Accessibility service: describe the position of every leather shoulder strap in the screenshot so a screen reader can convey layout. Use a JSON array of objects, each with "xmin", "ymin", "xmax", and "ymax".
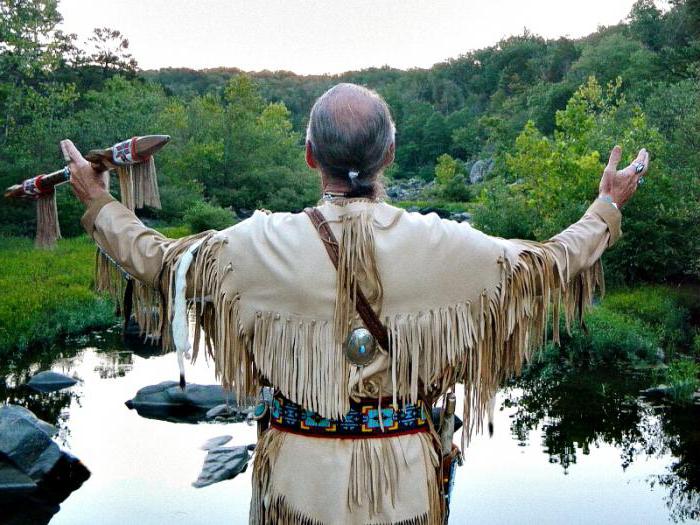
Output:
[{"xmin": 304, "ymin": 207, "xmax": 390, "ymax": 351}]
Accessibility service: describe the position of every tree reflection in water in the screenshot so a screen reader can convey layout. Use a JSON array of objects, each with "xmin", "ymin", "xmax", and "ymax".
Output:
[{"xmin": 503, "ymin": 365, "xmax": 700, "ymax": 522}]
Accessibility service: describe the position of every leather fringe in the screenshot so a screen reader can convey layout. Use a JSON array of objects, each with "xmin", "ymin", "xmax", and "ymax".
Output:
[
  {"xmin": 95, "ymin": 249, "xmax": 128, "ymax": 313},
  {"xmin": 335, "ymin": 210, "xmax": 384, "ymax": 343},
  {"xmin": 117, "ymin": 158, "xmax": 161, "ymax": 211},
  {"xmin": 117, "ymin": 166, "xmax": 135, "ymax": 211},
  {"xmin": 35, "ymin": 192, "xmax": 61, "ymax": 249},
  {"xmin": 132, "ymin": 157, "xmax": 161, "ymax": 210},
  {"xmin": 386, "ymin": 241, "xmax": 603, "ymax": 447},
  {"xmin": 250, "ymin": 429, "xmax": 441, "ymax": 525}
]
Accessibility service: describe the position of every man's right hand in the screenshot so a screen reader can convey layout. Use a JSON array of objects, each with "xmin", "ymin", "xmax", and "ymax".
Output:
[
  {"xmin": 60, "ymin": 139, "xmax": 110, "ymax": 206},
  {"xmin": 598, "ymin": 146, "xmax": 649, "ymax": 208}
]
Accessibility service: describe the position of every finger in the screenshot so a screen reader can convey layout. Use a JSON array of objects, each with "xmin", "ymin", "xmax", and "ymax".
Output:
[
  {"xmin": 620, "ymin": 148, "xmax": 648, "ymax": 177},
  {"xmin": 60, "ymin": 141, "xmax": 71, "ymax": 163},
  {"xmin": 606, "ymin": 145, "xmax": 622, "ymax": 171},
  {"xmin": 60, "ymin": 139, "xmax": 86, "ymax": 164},
  {"xmin": 644, "ymin": 150, "xmax": 650, "ymax": 172}
]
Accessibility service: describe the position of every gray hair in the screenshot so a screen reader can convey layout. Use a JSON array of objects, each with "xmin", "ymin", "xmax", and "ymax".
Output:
[{"xmin": 306, "ymin": 83, "xmax": 395, "ymax": 198}]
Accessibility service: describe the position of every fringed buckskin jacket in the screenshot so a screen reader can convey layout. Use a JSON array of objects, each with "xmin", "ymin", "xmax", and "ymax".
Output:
[{"xmin": 82, "ymin": 194, "xmax": 620, "ymax": 525}]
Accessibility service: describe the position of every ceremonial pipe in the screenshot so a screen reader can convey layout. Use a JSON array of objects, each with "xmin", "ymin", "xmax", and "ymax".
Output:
[{"xmin": 4, "ymin": 135, "xmax": 170, "ymax": 199}]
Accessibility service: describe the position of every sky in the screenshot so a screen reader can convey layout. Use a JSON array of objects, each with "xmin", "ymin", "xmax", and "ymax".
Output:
[{"xmin": 58, "ymin": 0, "xmax": 643, "ymax": 75}]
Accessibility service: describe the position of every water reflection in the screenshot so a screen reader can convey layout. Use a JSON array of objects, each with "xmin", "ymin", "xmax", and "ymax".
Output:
[
  {"xmin": 1, "ymin": 334, "xmax": 699, "ymax": 524},
  {"xmin": 503, "ymin": 365, "xmax": 700, "ymax": 522}
]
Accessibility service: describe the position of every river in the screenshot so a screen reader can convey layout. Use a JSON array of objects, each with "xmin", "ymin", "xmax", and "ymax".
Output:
[{"xmin": 1, "ymin": 328, "xmax": 698, "ymax": 524}]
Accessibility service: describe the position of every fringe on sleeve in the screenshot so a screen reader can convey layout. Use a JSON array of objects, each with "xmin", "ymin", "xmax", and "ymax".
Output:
[{"xmin": 387, "ymin": 240, "xmax": 604, "ymax": 447}]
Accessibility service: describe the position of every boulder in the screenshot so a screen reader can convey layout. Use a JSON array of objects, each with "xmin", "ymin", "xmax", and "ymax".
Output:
[
  {"xmin": 26, "ymin": 371, "xmax": 77, "ymax": 393},
  {"xmin": 200, "ymin": 435, "xmax": 233, "ymax": 451},
  {"xmin": 0, "ymin": 463, "xmax": 37, "ymax": 493},
  {"xmin": 205, "ymin": 404, "xmax": 244, "ymax": 422},
  {"xmin": 125, "ymin": 381, "xmax": 241, "ymax": 423},
  {"xmin": 0, "ymin": 405, "xmax": 61, "ymax": 480},
  {"xmin": 469, "ymin": 158, "xmax": 493, "ymax": 184},
  {"xmin": 0, "ymin": 405, "xmax": 90, "ymax": 513},
  {"xmin": 192, "ymin": 446, "xmax": 251, "ymax": 488}
]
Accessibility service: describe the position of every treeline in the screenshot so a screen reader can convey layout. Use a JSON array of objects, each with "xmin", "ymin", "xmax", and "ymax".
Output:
[{"xmin": 1, "ymin": 0, "xmax": 698, "ymax": 284}]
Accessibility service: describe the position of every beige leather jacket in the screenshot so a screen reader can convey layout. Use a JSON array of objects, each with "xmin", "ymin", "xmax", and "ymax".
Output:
[{"xmin": 82, "ymin": 194, "xmax": 620, "ymax": 525}]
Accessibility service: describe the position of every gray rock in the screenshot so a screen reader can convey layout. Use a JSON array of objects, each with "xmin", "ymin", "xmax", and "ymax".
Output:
[
  {"xmin": 192, "ymin": 446, "xmax": 250, "ymax": 488},
  {"xmin": 200, "ymin": 435, "xmax": 233, "ymax": 451},
  {"xmin": 385, "ymin": 178, "xmax": 433, "ymax": 201},
  {"xmin": 125, "ymin": 381, "xmax": 238, "ymax": 423},
  {"xmin": 126, "ymin": 381, "xmax": 233, "ymax": 410},
  {"xmin": 450, "ymin": 212, "xmax": 472, "ymax": 223},
  {"xmin": 205, "ymin": 404, "xmax": 241, "ymax": 420},
  {"xmin": 0, "ymin": 463, "xmax": 37, "ymax": 493},
  {"xmin": 0, "ymin": 405, "xmax": 61, "ymax": 481},
  {"xmin": 639, "ymin": 384, "xmax": 673, "ymax": 399},
  {"xmin": 469, "ymin": 158, "xmax": 494, "ymax": 184},
  {"xmin": 0, "ymin": 406, "xmax": 90, "ymax": 519},
  {"xmin": 26, "ymin": 371, "xmax": 77, "ymax": 393}
]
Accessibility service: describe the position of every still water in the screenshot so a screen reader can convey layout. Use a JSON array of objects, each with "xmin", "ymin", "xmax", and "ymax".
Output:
[{"xmin": 1, "ymin": 328, "xmax": 698, "ymax": 524}]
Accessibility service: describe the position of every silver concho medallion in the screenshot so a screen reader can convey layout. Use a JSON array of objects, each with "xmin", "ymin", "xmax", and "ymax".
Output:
[{"xmin": 344, "ymin": 328, "xmax": 377, "ymax": 366}]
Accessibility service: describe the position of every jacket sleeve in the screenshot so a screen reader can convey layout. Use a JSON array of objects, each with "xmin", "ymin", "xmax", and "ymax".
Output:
[
  {"xmin": 540, "ymin": 199, "xmax": 621, "ymax": 282},
  {"xmin": 81, "ymin": 194, "xmax": 176, "ymax": 287}
]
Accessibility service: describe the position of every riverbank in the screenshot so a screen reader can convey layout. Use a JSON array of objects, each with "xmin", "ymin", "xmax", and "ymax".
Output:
[
  {"xmin": 0, "ymin": 236, "xmax": 116, "ymax": 357},
  {"xmin": 0, "ymin": 227, "xmax": 189, "ymax": 359}
]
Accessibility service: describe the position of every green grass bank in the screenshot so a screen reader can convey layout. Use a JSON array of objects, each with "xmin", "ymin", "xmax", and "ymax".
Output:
[
  {"xmin": 0, "ymin": 226, "xmax": 189, "ymax": 358},
  {"xmin": 0, "ymin": 235, "xmax": 116, "ymax": 356}
]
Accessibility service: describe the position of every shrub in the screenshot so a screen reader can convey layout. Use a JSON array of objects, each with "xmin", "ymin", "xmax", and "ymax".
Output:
[
  {"xmin": 561, "ymin": 307, "xmax": 660, "ymax": 364},
  {"xmin": 472, "ymin": 179, "xmax": 538, "ymax": 239},
  {"xmin": 602, "ymin": 286, "xmax": 690, "ymax": 353},
  {"xmin": 666, "ymin": 359, "xmax": 700, "ymax": 404},
  {"xmin": 184, "ymin": 201, "xmax": 235, "ymax": 233}
]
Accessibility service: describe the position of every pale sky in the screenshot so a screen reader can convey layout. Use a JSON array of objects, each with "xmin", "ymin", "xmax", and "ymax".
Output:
[{"xmin": 58, "ymin": 0, "xmax": 643, "ymax": 75}]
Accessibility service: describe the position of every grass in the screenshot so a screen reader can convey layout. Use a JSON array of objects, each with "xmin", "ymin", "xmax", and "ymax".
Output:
[
  {"xmin": 666, "ymin": 358, "xmax": 700, "ymax": 404},
  {"xmin": 0, "ymin": 226, "xmax": 190, "ymax": 358},
  {"xmin": 0, "ymin": 235, "xmax": 116, "ymax": 356},
  {"xmin": 554, "ymin": 285, "xmax": 698, "ymax": 365}
]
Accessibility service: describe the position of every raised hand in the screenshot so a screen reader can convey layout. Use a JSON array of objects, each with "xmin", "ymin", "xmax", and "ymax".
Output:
[
  {"xmin": 598, "ymin": 146, "xmax": 650, "ymax": 208},
  {"xmin": 60, "ymin": 139, "xmax": 110, "ymax": 206}
]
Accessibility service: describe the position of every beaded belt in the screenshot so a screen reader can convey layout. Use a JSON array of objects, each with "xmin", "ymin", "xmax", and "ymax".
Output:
[{"xmin": 270, "ymin": 393, "xmax": 429, "ymax": 439}]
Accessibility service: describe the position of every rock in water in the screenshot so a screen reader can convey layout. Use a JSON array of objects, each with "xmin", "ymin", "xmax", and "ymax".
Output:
[
  {"xmin": 0, "ymin": 405, "xmax": 61, "ymax": 480},
  {"xmin": 205, "ymin": 404, "xmax": 240, "ymax": 421},
  {"xmin": 0, "ymin": 405, "xmax": 90, "ymax": 513},
  {"xmin": 27, "ymin": 371, "xmax": 77, "ymax": 393},
  {"xmin": 0, "ymin": 463, "xmax": 37, "ymax": 493},
  {"xmin": 192, "ymin": 446, "xmax": 250, "ymax": 488},
  {"xmin": 125, "ymin": 381, "xmax": 239, "ymax": 423},
  {"xmin": 200, "ymin": 435, "xmax": 233, "ymax": 451}
]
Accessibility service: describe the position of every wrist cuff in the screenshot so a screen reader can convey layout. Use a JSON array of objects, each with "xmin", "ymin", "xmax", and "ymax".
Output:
[
  {"xmin": 587, "ymin": 199, "xmax": 622, "ymax": 246},
  {"xmin": 81, "ymin": 192, "xmax": 116, "ymax": 235}
]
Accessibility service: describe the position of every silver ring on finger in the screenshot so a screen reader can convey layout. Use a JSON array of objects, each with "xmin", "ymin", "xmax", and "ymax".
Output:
[
  {"xmin": 637, "ymin": 176, "xmax": 645, "ymax": 187},
  {"xmin": 634, "ymin": 162, "xmax": 645, "ymax": 174}
]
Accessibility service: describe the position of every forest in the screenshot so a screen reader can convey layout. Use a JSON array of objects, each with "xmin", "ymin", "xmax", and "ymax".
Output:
[{"xmin": 0, "ymin": 0, "xmax": 699, "ymax": 369}]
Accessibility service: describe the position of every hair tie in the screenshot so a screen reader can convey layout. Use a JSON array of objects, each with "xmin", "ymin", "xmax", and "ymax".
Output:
[{"xmin": 348, "ymin": 170, "xmax": 359, "ymax": 180}]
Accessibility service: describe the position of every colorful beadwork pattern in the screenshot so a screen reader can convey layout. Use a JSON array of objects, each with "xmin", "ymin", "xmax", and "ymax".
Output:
[{"xmin": 270, "ymin": 393, "xmax": 429, "ymax": 438}]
